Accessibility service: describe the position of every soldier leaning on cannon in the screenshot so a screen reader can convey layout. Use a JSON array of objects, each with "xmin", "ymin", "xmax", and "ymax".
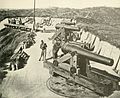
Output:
[{"xmin": 52, "ymin": 39, "xmax": 61, "ymax": 59}]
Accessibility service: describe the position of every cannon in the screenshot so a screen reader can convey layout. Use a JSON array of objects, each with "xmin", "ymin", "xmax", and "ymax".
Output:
[
  {"xmin": 44, "ymin": 22, "xmax": 120, "ymax": 96},
  {"xmin": 62, "ymin": 42, "xmax": 114, "ymax": 66},
  {"xmin": 55, "ymin": 23, "xmax": 80, "ymax": 31},
  {"xmin": 61, "ymin": 21, "xmax": 76, "ymax": 25}
]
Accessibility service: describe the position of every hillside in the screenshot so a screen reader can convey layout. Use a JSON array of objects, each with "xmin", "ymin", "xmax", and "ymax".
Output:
[
  {"xmin": 0, "ymin": 7, "xmax": 120, "ymax": 51},
  {"xmin": 0, "ymin": 28, "xmax": 29, "ymax": 63},
  {"xmin": 1, "ymin": 7, "xmax": 120, "ymax": 24},
  {"xmin": 0, "ymin": 27, "xmax": 35, "ymax": 96}
]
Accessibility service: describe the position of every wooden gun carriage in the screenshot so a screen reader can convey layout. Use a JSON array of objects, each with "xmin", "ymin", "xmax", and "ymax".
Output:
[{"xmin": 44, "ymin": 22, "xmax": 120, "ymax": 96}]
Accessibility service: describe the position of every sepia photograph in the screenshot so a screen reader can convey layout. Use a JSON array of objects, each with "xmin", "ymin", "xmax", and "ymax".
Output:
[{"xmin": 0, "ymin": 0, "xmax": 120, "ymax": 98}]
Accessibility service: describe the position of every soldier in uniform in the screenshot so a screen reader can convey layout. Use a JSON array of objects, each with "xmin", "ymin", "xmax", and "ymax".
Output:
[
  {"xmin": 39, "ymin": 40, "xmax": 47, "ymax": 61},
  {"xmin": 52, "ymin": 39, "xmax": 61, "ymax": 59},
  {"xmin": 10, "ymin": 59, "xmax": 17, "ymax": 71},
  {"xmin": 43, "ymin": 43, "xmax": 47, "ymax": 61}
]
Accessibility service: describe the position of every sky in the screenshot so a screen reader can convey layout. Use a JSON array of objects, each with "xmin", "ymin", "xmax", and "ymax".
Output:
[{"xmin": 0, "ymin": 0, "xmax": 120, "ymax": 9}]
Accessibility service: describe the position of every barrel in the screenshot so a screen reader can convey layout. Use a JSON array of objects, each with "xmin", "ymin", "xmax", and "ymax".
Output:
[
  {"xmin": 55, "ymin": 24, "xmax": 80, "ymax": 31},
  {"xmin": 61, "ymin": 21, "xmax": 75, "ymax": 25},
  {"xmin": 62, "ymin": 42, "xmax": 114, "ymax": 66}
]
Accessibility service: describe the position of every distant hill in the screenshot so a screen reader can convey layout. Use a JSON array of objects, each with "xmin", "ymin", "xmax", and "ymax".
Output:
[
  {"xmin": 78, "ymin": 7, "xmax": 120, "ymax": 25},
  {"xmin": 0, "ymin": 7, "xmax": 120, "ymax": 47},
  {"xmin": 0, "ymin": 7, "xmax": 120, "ymax": 25}
]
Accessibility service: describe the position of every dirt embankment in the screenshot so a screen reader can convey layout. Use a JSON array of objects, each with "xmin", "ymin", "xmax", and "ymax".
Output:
[
  {"xmin": 0, "ymin": 27, "xmax": 33, "ymax": 97},
  {"xmin": 0, "ymin": 28, "xmax": 29, "ymax": 63}
]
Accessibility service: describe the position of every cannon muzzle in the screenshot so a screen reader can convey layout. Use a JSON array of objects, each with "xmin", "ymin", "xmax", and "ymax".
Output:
[{"xmin": 62, "ymin": 42, "xmax": 114, "ymax": 66}]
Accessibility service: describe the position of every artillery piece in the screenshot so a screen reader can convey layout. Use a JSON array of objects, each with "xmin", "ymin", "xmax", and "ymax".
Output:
[{"xmin": 44, "ymin": 21, "xmax": 120, "ymax": 96}]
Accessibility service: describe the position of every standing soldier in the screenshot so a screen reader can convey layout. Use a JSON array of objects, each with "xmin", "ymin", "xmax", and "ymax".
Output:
[
  {"xmin": 39, "ymin": 40, "xmax": 47, "ymax": 61},
  {"xmin": 10, "ymin": 59, "xmax": 17, "ymax": 71},
  {"xmin": 8, "ymin": 18, "xmax": 11, "ymax": 23},
  {"xmin": 43, "ymin": 43, "xmax": 47, "ymax": 61},
  {"xmin": 39, "ymin": 40, "xmax": 44, "ymax": 61}
]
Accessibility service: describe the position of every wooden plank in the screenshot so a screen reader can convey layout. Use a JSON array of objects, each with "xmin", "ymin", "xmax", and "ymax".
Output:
[
  {"xmin": 86, "ymin": 32, "xmax": 92, "ymax": 44},
  {"xmin": 99, "ymin": 41, "xmax": 107, "ymax": 55},
  {"xmin": 59, "ymin": 63, "xmax": 71, "ymax": 71},
  {"xmin": 80, "ymin": 31, "xmax": 89, "ymax": 43},
  {"xmin": 96, "ymin": 41, "xmax": 102, "ymax": 54},
  {"xmin": 83, "ymin": 31, "xmax": 89, "ymax": 42},
  {"xmin": 93, "ymin": 37, "xmax": 100, "ymax": 53},
  {"xmin": 100, "ymin": 41, "xmax": 113, "ymax": 58},
  {"xmin": 116, "ymin": 59, "xmax": 120, "ymax": 75},
  {"xmin": 110, "ymin": 47, "xmax": 120, "ymax": 69},
  {"xmin": 90, "ymin": 61, "xmax": 120, "ymax": 78},
  {"xmin": 90, "ymin": 34, "xmax": 96, "ymax": 46},
  {"xmin": 57, "ymin": 53, "xmax": 72, "ymax": 63}
]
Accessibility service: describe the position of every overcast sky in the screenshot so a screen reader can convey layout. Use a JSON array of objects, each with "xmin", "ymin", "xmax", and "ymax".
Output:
[{"xmin": 0, "ymin": 0, "xmax": 120, "ymax": 9}]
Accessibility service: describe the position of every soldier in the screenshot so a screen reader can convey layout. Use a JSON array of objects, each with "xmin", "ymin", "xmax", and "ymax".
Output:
[
  {"xmin": 13, "ymin": 18, "xmax": 16, "ymax": 24},
  {"xmin": 8, "ymin": 18, "xmax": 11, "ymax": 23},
  {"xmin": 39, "ymin": 40, "xmax": 47, "ymax": 61},
  {"xmin": 39, "ymin": 40, "xmax": 44, "ymax": 61},
  {"xmin": 52, "ymin": 39, "xmax": 61, "ymax": 59},
  {"xmin": 43, "ymin": 43, "xmax": 47, "ymax": 61},
  {"xmin": 19, "ymin": 18, "xmax": 22, "ymax": 25},
  {"xmin": 9, "ymin": 59, "xmax": 17, "ymax": 71}
]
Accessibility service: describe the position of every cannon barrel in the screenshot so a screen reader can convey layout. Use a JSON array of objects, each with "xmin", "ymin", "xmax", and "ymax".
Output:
[
  {"xmin": 55, "ymin": 24, "xmax": 80, "ymax": 31},
  {"xmin": 61, "ymin": 21, "xmax": 75, "ymax": 25},
  {"xmin": 62, "ymin": 42, "xmax": 114, "ymax": 66}
]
